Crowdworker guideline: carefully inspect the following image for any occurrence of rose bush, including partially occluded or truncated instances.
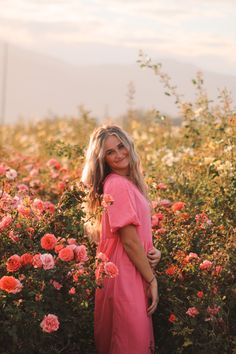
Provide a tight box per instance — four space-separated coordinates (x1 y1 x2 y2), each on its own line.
0 72 235 353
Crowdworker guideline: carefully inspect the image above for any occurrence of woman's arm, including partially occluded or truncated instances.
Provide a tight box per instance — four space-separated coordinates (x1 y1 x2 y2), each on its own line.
119 224 159 315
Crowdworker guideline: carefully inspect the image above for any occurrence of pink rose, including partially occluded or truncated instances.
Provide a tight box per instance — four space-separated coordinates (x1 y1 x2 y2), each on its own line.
96 252 108 262
50 280 63 290
0 215 12 231
46 159 61 170
158 199 172 208
69 287 76 295
74 245 89 263
104 262 119 278
40 314 60 333
6 168 17 180
207 305 220 316
157 182 167 190
8 231 20 243
33 198 44 212
32 254 43 268
185 252 199 262
17 205 31 217
17 184 29 193
40 253 55 270
151 213 164 228
199 260 213 271
186 307 199 317
44 201 55 214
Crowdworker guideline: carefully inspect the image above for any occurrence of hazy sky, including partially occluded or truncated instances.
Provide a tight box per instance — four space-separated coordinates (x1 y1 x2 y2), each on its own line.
0 0 236 75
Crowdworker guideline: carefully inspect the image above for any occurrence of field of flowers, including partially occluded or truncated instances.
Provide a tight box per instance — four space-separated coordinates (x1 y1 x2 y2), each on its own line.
0 70 235 353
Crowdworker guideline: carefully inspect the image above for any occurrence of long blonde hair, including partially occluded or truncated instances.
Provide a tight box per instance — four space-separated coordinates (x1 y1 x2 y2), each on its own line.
81 125 147 240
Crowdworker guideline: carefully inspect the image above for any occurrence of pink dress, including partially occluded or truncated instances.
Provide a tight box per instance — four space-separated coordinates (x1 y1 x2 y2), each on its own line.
94 173 154 354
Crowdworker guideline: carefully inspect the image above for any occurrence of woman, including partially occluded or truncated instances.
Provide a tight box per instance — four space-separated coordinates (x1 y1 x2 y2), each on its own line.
82 125 160 354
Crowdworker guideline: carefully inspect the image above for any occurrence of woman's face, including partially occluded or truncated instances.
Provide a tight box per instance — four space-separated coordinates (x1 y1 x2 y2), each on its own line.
104 135 130 176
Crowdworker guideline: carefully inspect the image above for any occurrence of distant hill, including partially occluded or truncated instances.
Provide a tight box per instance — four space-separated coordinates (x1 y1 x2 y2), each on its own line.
0 43 235 124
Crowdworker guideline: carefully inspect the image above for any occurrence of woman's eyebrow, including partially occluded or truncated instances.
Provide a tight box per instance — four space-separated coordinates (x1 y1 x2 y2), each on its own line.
105 143 123 153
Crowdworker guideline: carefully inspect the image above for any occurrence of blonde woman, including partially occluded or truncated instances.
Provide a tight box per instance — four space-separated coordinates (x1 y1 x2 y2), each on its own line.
82 125 161 354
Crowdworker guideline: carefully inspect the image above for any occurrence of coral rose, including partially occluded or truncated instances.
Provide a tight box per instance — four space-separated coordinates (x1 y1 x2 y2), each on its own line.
32 254 43 268
168 313 177 323
40 233 57 250
104 262 119 278
20 253 33 266
186 307 199 317
199 260 213 271
0 275 23 293
74 245 88 263
40 314 60 333
6 255 22 272
165 265 178 276
58 246 74 261
0 215 12 231
172 201 185 212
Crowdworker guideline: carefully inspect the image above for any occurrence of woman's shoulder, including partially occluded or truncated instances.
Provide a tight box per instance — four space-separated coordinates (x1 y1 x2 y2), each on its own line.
103 173 130 190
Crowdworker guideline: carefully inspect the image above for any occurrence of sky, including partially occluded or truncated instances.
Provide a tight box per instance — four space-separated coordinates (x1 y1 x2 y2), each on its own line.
0 0 236 75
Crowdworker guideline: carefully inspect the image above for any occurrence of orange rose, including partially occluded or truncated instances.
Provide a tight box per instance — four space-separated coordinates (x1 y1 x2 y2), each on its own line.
0 276 23 293
58 246 74 262
40 233 57 250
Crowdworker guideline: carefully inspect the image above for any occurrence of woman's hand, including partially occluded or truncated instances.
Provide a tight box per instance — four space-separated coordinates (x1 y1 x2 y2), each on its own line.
147 277 159 316
147 247 161 269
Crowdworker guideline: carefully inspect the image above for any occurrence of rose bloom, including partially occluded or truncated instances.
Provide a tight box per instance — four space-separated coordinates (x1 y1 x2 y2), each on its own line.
54 243 65 253
67 238 77 245
33 198 44 212
50 280 63 290
32 254 43 268
74 245 89 263
17 205 31 217
197 291 204 298
165 265 178 276
96 252 108 262
58 246 74 262
40 233 57 250
40 253 55 270
0 215 12 231
6 254 22 272
69 287 76 295
199 260 213 271
20 253 33 266
104 262 119 278
207 305 221 316
8 230 20 243
212 265 223 276
101 193 114 208
156 228 166 235
0 275 23 293
168 313 177 323
40 314 60 333
172 201 185 212
158 199 172 208
46 158 61 170
43 201 55 214
185 252 199 262
151 213 164 228
157 182 167 190
17 184 29 193
186 307 199 317
6 168 17 180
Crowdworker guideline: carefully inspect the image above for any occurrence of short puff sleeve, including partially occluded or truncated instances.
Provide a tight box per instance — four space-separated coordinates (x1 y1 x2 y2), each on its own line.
104 176 141 233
